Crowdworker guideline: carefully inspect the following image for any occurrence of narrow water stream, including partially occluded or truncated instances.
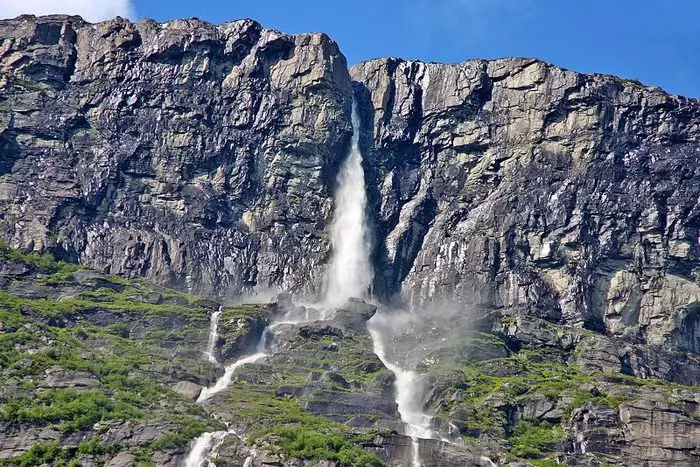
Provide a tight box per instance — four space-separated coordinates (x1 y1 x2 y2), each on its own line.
204 307 222 364
197 328 271 402
368 316 434 467
184 97 437 466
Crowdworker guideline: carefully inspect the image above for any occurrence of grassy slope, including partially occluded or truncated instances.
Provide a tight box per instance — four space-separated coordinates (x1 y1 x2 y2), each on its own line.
0 244 223 466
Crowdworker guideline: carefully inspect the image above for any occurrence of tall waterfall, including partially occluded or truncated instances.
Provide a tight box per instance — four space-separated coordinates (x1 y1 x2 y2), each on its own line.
186 99 437 467
327 101 430 466
325 101 373 305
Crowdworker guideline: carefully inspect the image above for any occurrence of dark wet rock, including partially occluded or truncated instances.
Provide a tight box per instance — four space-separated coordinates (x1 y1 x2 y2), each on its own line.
0 261 31 277
332 298 377 331
298 325 344 340
0 14 352 301
218 304 277 362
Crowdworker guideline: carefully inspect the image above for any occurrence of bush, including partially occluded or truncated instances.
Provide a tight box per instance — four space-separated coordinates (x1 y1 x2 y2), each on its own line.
509 421 567 459
269 427 384 467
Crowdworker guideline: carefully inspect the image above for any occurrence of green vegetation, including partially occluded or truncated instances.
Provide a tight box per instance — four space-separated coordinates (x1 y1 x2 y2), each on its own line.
0 442 63 467
8 76 45 92
0 244 222 464
422 314 699 465
2 389 141 433
0 241 83 280
508 421 567 458
230 385 384 466
265 427 383 467
0 242 382 466
217 303 276 343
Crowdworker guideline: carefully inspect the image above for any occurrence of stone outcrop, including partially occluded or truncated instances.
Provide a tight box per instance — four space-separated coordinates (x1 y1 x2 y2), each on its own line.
3 16 700 357
0 14 351 299
350 58 700 354
1 14 700 467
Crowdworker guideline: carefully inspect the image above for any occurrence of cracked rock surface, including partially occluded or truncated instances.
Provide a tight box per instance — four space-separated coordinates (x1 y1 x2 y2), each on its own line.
0 14 699 467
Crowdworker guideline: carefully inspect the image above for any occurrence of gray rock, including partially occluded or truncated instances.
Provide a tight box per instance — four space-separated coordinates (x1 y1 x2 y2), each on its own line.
172 381 202 400
571 400 700 466
42 366 100 388
331 298 377 331
1 13 700 467
0 14 352 301
351 57 700 356
105 452 136 467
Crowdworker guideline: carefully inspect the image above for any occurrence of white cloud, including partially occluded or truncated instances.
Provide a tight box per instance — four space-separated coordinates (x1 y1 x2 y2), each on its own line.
0 0 135 22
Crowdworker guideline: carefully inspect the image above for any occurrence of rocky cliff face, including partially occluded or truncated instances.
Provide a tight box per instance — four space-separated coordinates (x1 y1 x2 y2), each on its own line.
0 14 351 298
1 14 700 467
351 58 700 345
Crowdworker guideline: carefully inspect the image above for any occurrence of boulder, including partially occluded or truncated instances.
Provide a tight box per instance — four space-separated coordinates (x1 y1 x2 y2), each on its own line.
172 381 202 400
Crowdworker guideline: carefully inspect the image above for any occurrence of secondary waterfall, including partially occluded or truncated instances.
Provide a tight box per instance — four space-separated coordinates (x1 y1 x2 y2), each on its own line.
368 317 433 467
204 307 222 364
325 100 373 305
185 324 274 466
184 431 228 467
197 328 271 402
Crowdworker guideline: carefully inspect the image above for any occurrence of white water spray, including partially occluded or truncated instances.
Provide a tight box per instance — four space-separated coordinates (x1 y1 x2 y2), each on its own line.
184 430 228 467
369 319 434 467
187 98 433 466
325 101 373 306
204 307 222 364
186 321 284 464
325 100 433 465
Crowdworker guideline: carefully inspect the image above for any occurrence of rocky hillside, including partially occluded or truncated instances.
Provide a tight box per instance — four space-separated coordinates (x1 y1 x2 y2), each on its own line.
0 242 224 465
1 243 698 466
0 14 699 467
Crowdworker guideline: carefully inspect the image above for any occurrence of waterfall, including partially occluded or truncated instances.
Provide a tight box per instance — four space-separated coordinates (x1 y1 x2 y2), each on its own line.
184 325 275 465
187 98 433 466
325 100 373 305
204 307 222 364
326 100 432 465
184 431 228 467
368 318 433 467
197 328 271 402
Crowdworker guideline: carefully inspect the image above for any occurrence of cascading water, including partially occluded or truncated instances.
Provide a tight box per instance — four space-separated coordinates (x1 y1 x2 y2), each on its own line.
184 430 228 467
186 98 433 466
204 307 222 364
184 325 274 466
185 309 311 465
368 318 433 467
197 328 271 402
327 99 435 465
324 100 373 306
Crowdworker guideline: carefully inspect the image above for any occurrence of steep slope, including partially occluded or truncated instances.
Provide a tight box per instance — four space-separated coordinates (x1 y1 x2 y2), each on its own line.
0 243 225 465
0 14 699 467
351 57 700 351
0 14 351 298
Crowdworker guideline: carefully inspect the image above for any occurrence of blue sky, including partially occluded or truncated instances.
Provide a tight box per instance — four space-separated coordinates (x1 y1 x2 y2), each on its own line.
3 1 699 97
